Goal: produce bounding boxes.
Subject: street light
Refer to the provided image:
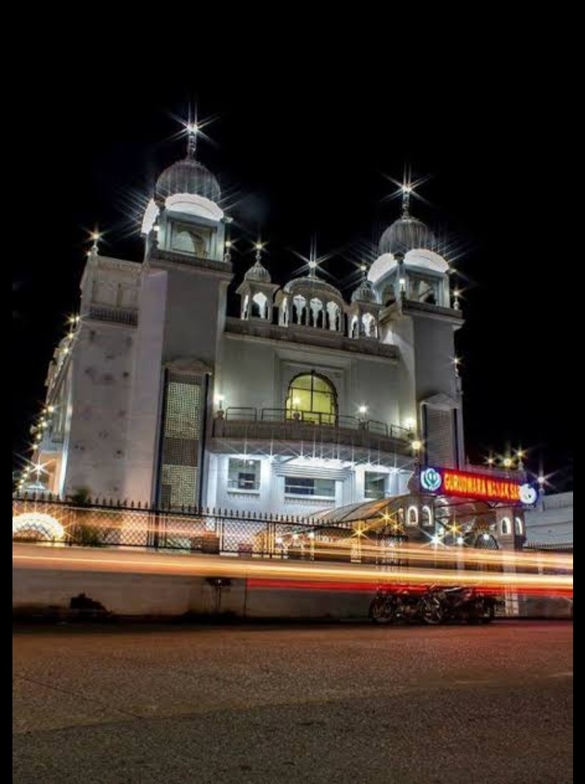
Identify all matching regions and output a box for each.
[411,439,422,474]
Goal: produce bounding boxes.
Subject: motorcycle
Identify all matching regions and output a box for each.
[368,584,444,625]
[427,585,504,624]
[369,584,504,625]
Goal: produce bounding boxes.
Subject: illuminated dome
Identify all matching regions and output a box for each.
[379,214,435,256]
[284,273,344,304]
[155,157,221,204]
[351,278,378,304]
[244,259,272,283]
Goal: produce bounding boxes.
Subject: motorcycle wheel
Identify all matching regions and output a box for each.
[369,598,394,624]
[481,603,496,624]
[419,597,444,625]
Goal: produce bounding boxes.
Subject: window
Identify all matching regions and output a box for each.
[284,477,335,498]
[500,517,511,535]
[285,372,337,425]
[421,505,433,526]
[228,458,261,492]
[171,225,208,256]
[406,506,419,526]
[514,517,523,535]
[364,472,387,499]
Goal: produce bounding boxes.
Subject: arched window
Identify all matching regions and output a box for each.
[241,294,249,319]
[252,292,268,319]
[362,312,377,338]
[514,517,523,535]
[406,506,419,526]
[280,297,289,326]
[172,228,206,256]
[500,517,511,536]
[286,372,337,425]
[421,505,433,527]
[326,301,341,331]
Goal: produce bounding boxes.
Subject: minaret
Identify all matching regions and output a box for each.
[126,123,234,509]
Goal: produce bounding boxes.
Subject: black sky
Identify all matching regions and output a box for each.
[11,38,573,490]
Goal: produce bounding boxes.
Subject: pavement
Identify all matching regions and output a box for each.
[13,621,573,784]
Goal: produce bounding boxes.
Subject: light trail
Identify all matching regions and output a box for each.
[13,543,573,596]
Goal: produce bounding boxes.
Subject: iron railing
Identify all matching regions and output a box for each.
[12,494,407,563]
[218,407,411,442]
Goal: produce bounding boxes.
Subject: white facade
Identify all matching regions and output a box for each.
[524,492,573,548]
[32,132,465,516]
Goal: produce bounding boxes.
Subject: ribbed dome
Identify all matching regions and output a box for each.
[284,275,344,303]
[155,157,221,203]
[244,259,271,283]
[351,278,378,304]
[379,215,435,256]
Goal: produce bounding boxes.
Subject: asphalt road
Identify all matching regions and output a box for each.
[13,621,572,784]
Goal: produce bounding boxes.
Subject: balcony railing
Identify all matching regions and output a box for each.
[212,407,411,453]
[88,305,138,326]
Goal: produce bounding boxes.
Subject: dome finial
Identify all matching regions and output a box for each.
[254,239,264,263]
[401,181,413,217]
[90,229,101,255]
[400,163,414,217]
[186,121,199,159]
[308,235,318,278]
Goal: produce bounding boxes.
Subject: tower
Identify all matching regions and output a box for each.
[369,182,464,469]
[126,123,233,507]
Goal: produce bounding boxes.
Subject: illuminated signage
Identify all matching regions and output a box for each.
[420,466,536,506]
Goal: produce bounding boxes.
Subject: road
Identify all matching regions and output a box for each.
[13,621,572,784]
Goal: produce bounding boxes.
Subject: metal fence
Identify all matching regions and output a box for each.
[12,493,407,563]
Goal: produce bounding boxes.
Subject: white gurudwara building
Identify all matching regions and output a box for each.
[34,126,466,517]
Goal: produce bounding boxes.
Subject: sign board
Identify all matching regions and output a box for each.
[420,466,538,506]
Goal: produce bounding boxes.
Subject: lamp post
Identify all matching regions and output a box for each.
[215,395,225,419]
[411,439,422,468]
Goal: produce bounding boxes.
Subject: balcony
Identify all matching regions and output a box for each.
[211,407,413,464]
[88,305,138,326]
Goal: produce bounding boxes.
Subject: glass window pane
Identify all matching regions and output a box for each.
[228,458,261,491]
[312,376,330,393]
[365,472,387,499]
[284,477,335,497]
[286,374,336,424]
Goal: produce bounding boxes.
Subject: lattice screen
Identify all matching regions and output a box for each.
[158,374,203,508]
[424,406,456,467]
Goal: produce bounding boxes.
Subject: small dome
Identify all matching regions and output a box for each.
[244,259,271,283]
[156,157,221,203]
[284,275,344,303]
[351,278,378,304]
[379,214,435,256]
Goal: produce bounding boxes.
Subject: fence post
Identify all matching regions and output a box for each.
[152,509,161,549]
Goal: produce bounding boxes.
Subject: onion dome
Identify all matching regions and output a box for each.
[155,158,221,203]
[379,214,435,256]
[244,258,272,283]
[351,277,378,304]
[283,272,344,304]
[155,123,221,203]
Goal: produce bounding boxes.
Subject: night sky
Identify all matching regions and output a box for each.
[12,49,573,491]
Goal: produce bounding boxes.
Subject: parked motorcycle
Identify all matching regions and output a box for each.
[368,585,444,625]
[427,585,504,624]
[369,584,504,625]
